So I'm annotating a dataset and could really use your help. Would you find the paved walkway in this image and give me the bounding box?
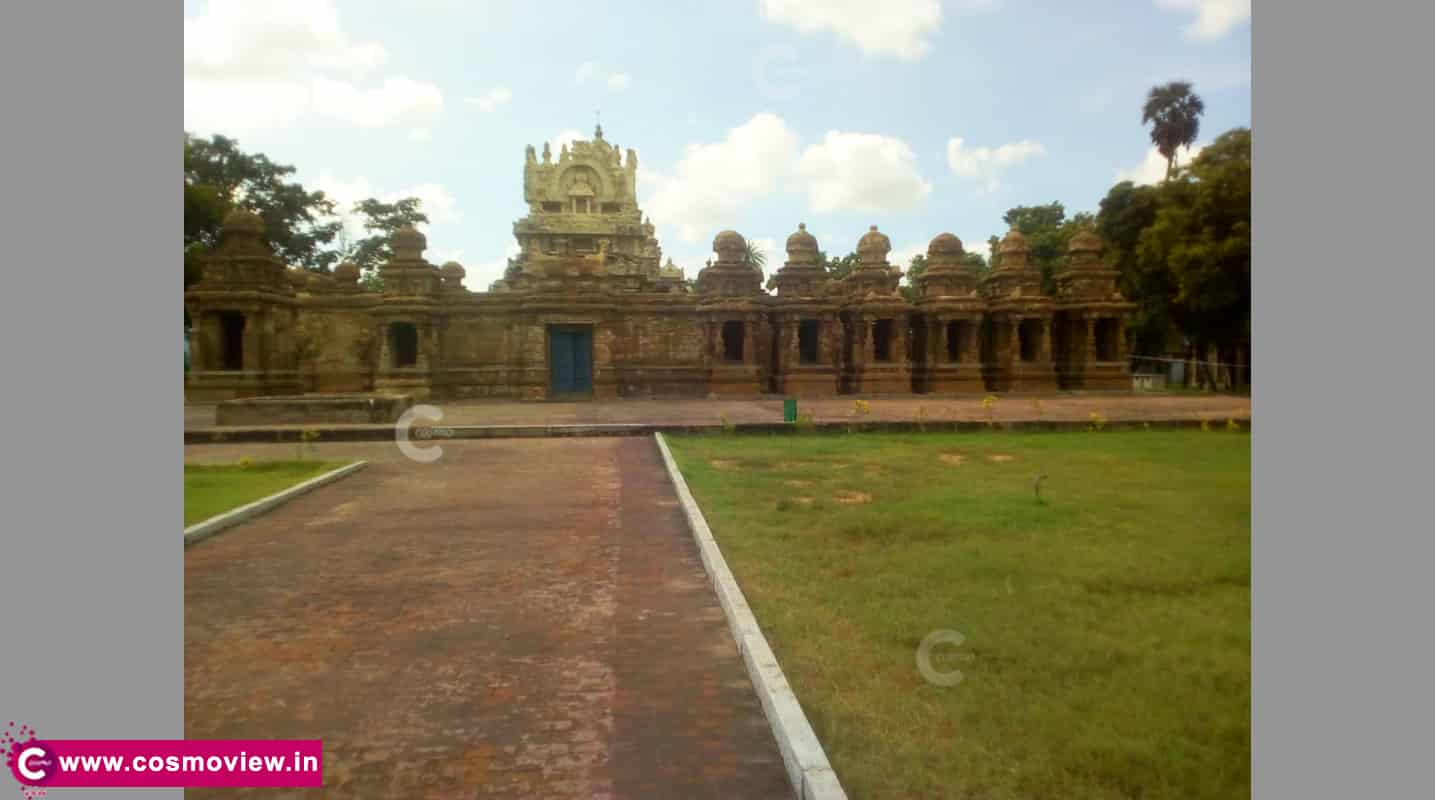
[185,393,1251,431]
[185,438,791,799]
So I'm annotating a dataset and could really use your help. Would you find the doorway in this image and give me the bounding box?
[548,325,594,398]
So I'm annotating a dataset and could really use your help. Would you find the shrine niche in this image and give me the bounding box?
[981,227,1058,392]
[913,233,986,394]
[771,223,840,397]
[1052,228,1136,389]
[185,125,1136,404]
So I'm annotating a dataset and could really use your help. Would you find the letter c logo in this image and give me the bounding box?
[17,745,52,782]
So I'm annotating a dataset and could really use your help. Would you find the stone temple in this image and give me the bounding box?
[184,125,1134,402]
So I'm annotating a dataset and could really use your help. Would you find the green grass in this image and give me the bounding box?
[184,460,348,526]
[667,430,1250,800]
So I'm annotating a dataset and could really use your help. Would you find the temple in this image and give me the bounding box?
[184,125,1134,402]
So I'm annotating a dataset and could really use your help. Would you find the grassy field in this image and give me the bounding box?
[184,460,347,526]
[667,430,1250,800]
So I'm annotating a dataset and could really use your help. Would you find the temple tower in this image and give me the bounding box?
[837,226,912,394]
[982,227,1058,391]
[1052,229,1136,389]
[183,209,302,400]
[696,230,767,396]
[913,233,986,393]
[771,223,840,396]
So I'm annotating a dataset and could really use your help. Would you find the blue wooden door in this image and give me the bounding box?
[549,327,593,396]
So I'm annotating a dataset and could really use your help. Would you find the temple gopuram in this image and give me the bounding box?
[185,125,1134,401]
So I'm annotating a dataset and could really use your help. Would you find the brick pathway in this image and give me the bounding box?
[185,438,791,799]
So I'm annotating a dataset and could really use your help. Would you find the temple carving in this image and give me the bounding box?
[185,125,1133,401]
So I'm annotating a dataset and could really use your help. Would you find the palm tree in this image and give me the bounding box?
[743,240,767,274]
[1142,81,1205,181]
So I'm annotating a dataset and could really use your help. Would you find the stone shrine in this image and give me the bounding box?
[185,125,1132,401]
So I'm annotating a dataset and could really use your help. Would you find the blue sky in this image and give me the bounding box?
[183,0,1251,288]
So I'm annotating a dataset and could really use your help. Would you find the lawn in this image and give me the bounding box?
[184,460,348,526]
[667,430,1250,800]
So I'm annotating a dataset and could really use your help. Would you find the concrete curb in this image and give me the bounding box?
[183,461,368,547]
[185,416,1251,444]
[653,433,849,800]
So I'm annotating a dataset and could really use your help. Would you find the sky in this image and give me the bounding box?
[183,0,1251,289]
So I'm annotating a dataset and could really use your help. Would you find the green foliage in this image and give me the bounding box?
[183,131,433,295]
[183,132,342,274]
[1000,203,1094,294]
[343,196,429,286]
[1142,81,1206,181]
[1098,181,1172,356]
[817,249,863,280]
[1134,128,1251,367]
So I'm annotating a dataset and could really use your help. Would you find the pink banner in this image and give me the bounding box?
[7,740,323,788]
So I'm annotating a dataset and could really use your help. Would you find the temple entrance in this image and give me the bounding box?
[548,325,593,398]
[218,311,245,371]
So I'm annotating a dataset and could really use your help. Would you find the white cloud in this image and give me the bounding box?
[1154,0,1250,40]
[797,131,933,213]
[549,129,586,155]
[409,128,432,142]
[470,243,522,290]
[465,87,512,112]
[311,76,443,128]
[575,61,631,90]
[890,242,926,271]
[314,171,461,243]
[184,0,443,135]
[946,137,1046,192]
[184,0,385,80]
[642,115,933,244]
[1114,141,1207,185]
[760,0,995,61]
[643,113,802,243]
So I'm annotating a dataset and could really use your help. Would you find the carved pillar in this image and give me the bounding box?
[1009,318,1021,364]
[742,316,755,364]
[934,318,947,365]
[189,312,206,371]
[1117,318,1128,360]
[242,311,262,371]
[1085,316,1097,363]
[893,317,907,367]
[785,319,799,369]
[1040,319,1052,362]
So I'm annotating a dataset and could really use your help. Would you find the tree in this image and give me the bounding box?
[1001,203,1093,294]
[183,132,342,273]
[1142,81,1206,181]
[1097,180,1170,360]
[1135,127,1251,387]
[743,240,767,273]
[342,197,430,289]
[819,250,862,280]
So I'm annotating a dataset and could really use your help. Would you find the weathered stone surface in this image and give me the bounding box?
[214,393,413,426]
[184,128,1133,402]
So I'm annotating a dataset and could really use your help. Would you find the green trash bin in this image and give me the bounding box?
[783,397,798,423]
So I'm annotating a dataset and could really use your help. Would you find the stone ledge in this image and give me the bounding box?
[185,416,1250,444]
[183,461,368,547]
[653,432,850,800]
